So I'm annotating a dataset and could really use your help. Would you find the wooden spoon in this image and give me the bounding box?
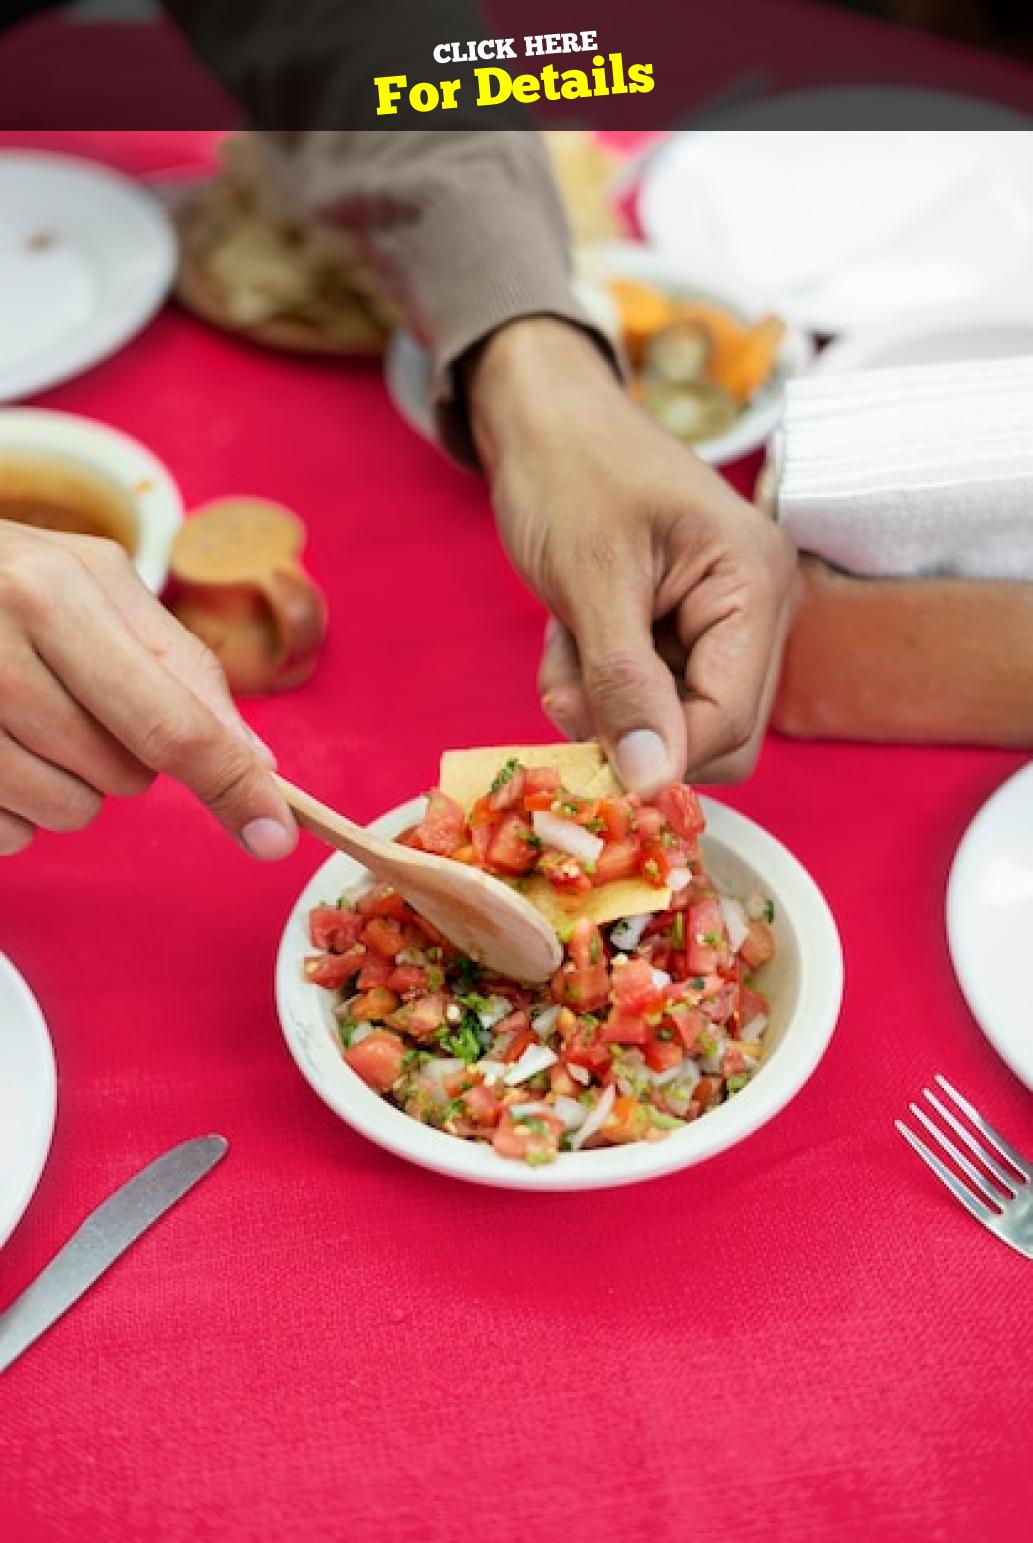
[275,776,563,984]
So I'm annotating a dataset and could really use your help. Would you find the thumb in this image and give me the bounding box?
[564,576,687,796]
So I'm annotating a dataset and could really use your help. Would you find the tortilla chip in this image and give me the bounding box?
[439,742,619,812]
[437,742,670,929]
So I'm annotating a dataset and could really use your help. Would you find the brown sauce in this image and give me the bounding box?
[0,452,138,552]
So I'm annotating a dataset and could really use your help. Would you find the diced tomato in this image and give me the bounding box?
[461,1083,504,1128]
[693,1075,721,1113]
[411,913,448,946]
[740,919,776,971]
[739,986,769,1033]
[486,813,538,876]
[639,838,691,886]
[594,835,642,884]
[599,795,636,840]
[387,964,429,996]
[470,819,495,864]
[522,767,561,810]
[549,918,611,1011]
[410,789,468,857]
[449,844,478,864]
[611,956,663,1017]
[600,1009,650,1045]
[357,953,393,990]
[492,1109,564,1163]
[602,1095,650,1144]
[308,905,363,953]
[344,1029,406,1091]
[488,764,526,812]
[633,806,664,842]
[467,795,495,827]
[686,898,730,974]
[538,851,593,894]
[389,991,448,1041]
[550,1063,579,1098]
[356,884,409,921]
[303,946,366,989]
[360,917,405,960]
[500,1022,537,1062]
[559,1016,612,1079]
[351,987,401,1024]
[644,1037,684,1073]
[654,784,705,840]
[667,1004,708,1051]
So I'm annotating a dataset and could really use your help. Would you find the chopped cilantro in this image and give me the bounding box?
[648,1111,686,1130]
[489,757,521,794]
[763,899,775,924]
[521,830,544,849]
[436,1010,488,1063]
[660,830,677,849]
[691,977,705,990]
[589,934,602,965]
[727,1072,752,1094]
[702,932,723,947]
[335,895,353,910]
[586,818,606,834]
[672,914,685,947]
[425,966,444,992]
[453,954,482,991]
[656,1028,674,1041]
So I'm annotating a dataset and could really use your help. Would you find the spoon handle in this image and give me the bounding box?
[273,775,392,869]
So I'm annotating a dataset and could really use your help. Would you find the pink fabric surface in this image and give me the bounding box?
[1,134,1032,1543]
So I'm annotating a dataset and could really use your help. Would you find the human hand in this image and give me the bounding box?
[466,318,799,791]
[0,522,297,858]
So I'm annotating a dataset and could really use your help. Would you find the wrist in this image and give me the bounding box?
[465,315,621,471]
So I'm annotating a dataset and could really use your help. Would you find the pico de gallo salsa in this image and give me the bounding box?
[302,763,776,1166]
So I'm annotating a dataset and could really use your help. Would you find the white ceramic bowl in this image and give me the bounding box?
[0,407,183,593]
[275,794,843,1192]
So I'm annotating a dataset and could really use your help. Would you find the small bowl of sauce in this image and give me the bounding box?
[0,408,182,592]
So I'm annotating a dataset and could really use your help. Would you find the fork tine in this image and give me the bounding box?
[895,1120,996,1223]
[910,1105,1006,1208]
[922,1089,1021,1194]
[934,1075,1032,1179]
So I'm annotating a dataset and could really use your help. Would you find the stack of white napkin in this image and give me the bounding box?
[776,356,1033,581]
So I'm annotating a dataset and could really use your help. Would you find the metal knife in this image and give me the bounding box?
[0,1135,228,1374]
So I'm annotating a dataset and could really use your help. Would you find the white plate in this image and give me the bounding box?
[0,151,176,403]
[276,794,843,1192]
[640,103,1033,336]
[0,954,57,1247]
[0,408,183,593]
[385,245,813,466]
[947,763,1033,1092]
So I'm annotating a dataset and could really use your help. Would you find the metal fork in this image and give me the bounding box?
[896,1075,1033,1261]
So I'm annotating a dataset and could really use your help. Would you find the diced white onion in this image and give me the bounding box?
[445,1003,462,1024]
[503,1044,559,1086]
[667,867,693,892]
[510,1100,554,1120]
[395,947,428,966]
[476,1059,507,1084]
[651,1059,693,1087]
[609,913,651,951]
[567,1063,592,1086]
[477,996,513,1031]
[744,892,770,921]
[552,1095,587,1131]
[698,1034,727,1075]
[740,1011,768,1043]
[531,811,604,864]
[348,1023,375,1046]
[651,968,672,989]
[424,1057,465,1084]
[531,1004,561,1039]
[571,1083,616,1150]
[719,894,749,952]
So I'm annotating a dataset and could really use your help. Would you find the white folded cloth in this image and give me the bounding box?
[776,355,1033,581]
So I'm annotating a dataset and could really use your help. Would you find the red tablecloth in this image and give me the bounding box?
[2,132,1033,1543]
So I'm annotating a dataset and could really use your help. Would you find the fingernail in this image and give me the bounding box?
[615,730,670,794]
[241,816,295,861]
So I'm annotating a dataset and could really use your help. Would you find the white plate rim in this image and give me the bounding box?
[809,304,1033,378]
[0,149,177,404]
[0,952,57,1248]
[946,761,1033,1092]
[275,793,844,1192]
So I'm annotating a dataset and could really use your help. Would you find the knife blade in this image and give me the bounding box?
[0,1135,228,1374]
